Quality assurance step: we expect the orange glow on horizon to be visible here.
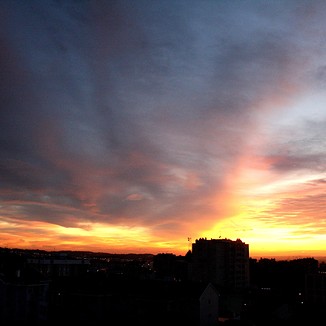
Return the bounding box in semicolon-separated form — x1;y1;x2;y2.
0;217;189;255
0;151;325;258
194;149;326;259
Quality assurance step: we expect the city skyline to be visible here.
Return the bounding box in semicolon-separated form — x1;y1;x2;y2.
1;1;325;258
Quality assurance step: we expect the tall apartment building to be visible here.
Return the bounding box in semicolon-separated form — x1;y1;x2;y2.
190;238;249;289
305;271;326;306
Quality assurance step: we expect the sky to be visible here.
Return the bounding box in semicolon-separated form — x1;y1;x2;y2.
0;0;325;258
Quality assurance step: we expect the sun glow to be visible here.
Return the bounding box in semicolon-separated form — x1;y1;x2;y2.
0;218;152;252
198;158;326;259
0;217;190;254
203;210;326;258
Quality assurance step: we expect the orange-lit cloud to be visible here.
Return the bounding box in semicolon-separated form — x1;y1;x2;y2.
0;1;326;258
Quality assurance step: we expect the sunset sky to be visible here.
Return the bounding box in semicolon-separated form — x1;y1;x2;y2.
1;0;325;258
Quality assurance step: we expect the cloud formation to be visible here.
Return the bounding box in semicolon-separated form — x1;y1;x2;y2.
1;0;326;254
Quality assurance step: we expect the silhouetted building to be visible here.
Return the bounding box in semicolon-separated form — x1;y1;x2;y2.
0;250;50;323
249;257;318;294
247;257;324;325
305;271;326;305
50;277;219;325
190;238;249;289
27;257;90;278
0;277;50;324
153;253;189;281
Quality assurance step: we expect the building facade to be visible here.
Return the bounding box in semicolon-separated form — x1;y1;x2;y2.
305;271;326;306
0;271;50;323
190;238;249;289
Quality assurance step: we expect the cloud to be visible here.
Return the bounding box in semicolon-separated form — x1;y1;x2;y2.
1;0;326;248
258;117;326;175
246;177;326;236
